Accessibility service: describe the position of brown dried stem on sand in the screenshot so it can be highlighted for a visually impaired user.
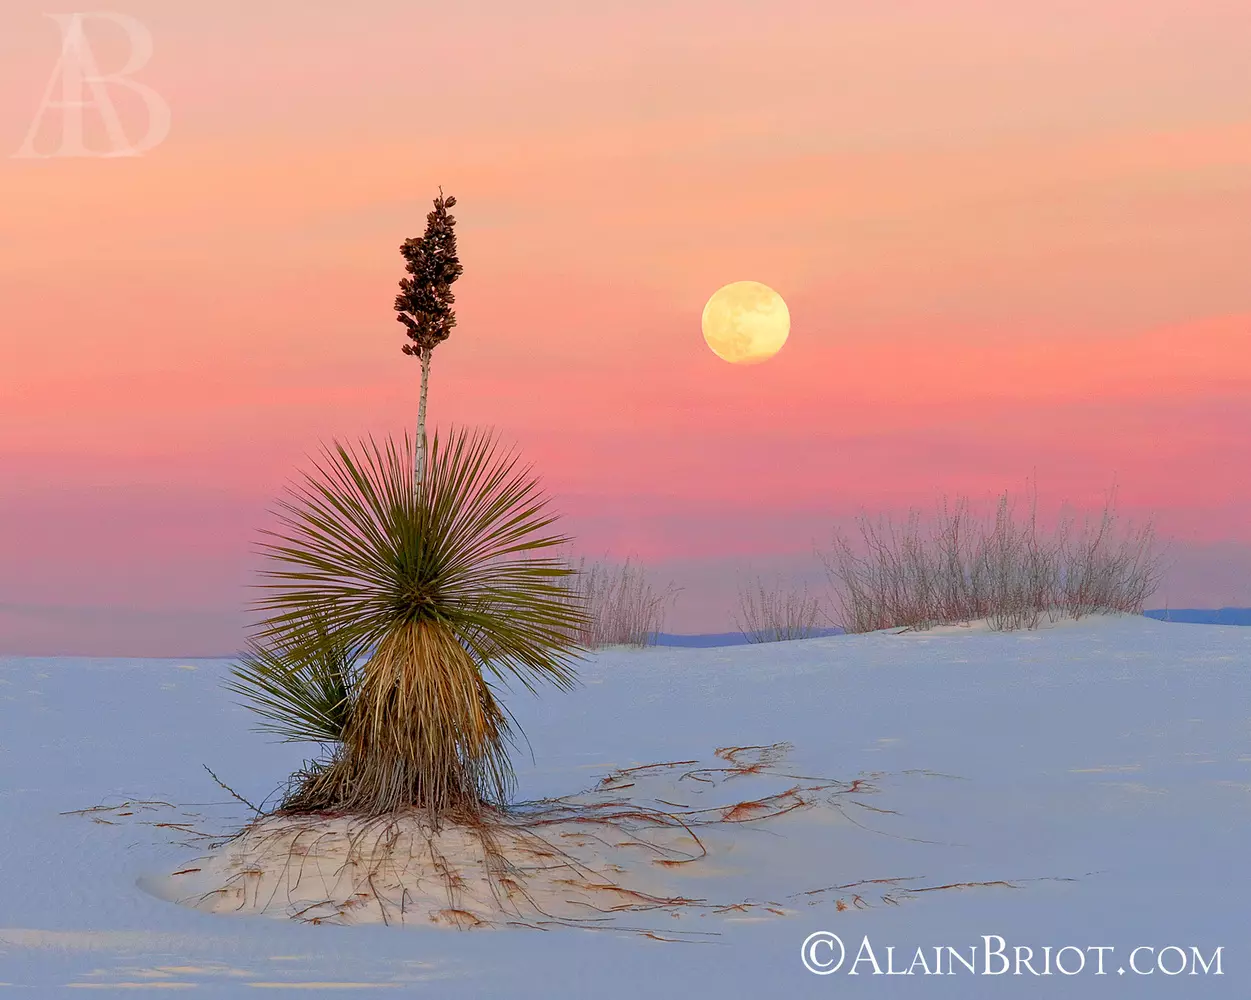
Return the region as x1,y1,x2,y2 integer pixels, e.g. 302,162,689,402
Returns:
146,744,1031,937
77,746,1050,939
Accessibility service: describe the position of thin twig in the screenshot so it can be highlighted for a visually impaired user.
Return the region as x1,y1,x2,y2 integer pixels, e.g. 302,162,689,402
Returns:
203,764,263,816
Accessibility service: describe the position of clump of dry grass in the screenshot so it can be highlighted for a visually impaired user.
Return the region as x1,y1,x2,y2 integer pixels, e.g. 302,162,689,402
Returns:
733,575,829,643
563,558,679,649
822,485,1164,634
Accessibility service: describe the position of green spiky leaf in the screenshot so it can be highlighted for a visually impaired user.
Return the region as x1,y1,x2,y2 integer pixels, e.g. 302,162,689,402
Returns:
254,427,587,686
225,614,361,744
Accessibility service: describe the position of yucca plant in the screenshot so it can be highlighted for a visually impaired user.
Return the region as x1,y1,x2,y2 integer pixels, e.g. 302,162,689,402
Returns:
240,426,588,820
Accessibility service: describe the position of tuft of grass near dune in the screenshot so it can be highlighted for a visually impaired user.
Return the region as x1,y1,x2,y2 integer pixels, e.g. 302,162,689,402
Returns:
561,557,680,650
821,485,1165,634
733,575,830,643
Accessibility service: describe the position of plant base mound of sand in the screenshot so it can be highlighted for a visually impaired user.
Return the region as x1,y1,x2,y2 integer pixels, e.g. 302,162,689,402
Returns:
131,745,1024,936
157,809,714,931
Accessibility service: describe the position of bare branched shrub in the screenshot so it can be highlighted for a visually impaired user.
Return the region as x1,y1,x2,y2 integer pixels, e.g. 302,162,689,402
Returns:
821,486,1163,634
733,576,829,643
564,558,680,649
1056,500,1163,620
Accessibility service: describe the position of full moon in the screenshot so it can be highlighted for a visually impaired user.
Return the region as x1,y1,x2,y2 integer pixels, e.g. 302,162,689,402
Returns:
701,281,790,364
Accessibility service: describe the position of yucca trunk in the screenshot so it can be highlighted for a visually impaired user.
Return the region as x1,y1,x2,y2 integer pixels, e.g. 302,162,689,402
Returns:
286,620,513,818
415,348,431,484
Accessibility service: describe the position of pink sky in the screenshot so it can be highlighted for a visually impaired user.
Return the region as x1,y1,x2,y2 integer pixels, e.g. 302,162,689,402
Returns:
2,1,1250,654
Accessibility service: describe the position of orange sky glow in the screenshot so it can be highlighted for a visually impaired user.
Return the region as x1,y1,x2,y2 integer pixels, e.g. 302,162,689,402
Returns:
2,1,1249,653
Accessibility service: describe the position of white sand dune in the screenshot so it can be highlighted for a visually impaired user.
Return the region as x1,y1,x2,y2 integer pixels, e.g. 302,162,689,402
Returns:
1,613,1248,995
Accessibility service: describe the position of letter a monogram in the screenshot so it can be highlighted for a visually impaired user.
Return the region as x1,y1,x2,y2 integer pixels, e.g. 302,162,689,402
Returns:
14,12,171,158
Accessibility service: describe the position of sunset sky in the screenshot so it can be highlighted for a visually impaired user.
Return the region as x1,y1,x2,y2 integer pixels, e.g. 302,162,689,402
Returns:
3,1,1249,654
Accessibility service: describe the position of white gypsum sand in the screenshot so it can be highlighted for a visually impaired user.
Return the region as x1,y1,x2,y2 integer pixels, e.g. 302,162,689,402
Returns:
1,613,1248,993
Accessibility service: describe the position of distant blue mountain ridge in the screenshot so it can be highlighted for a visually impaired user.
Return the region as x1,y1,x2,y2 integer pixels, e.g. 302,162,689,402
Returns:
1142,608,1251,626
653,628,845,648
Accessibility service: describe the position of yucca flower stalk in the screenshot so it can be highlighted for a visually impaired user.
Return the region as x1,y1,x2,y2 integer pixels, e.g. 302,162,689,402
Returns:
395,190,462,485
245,427,588,819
